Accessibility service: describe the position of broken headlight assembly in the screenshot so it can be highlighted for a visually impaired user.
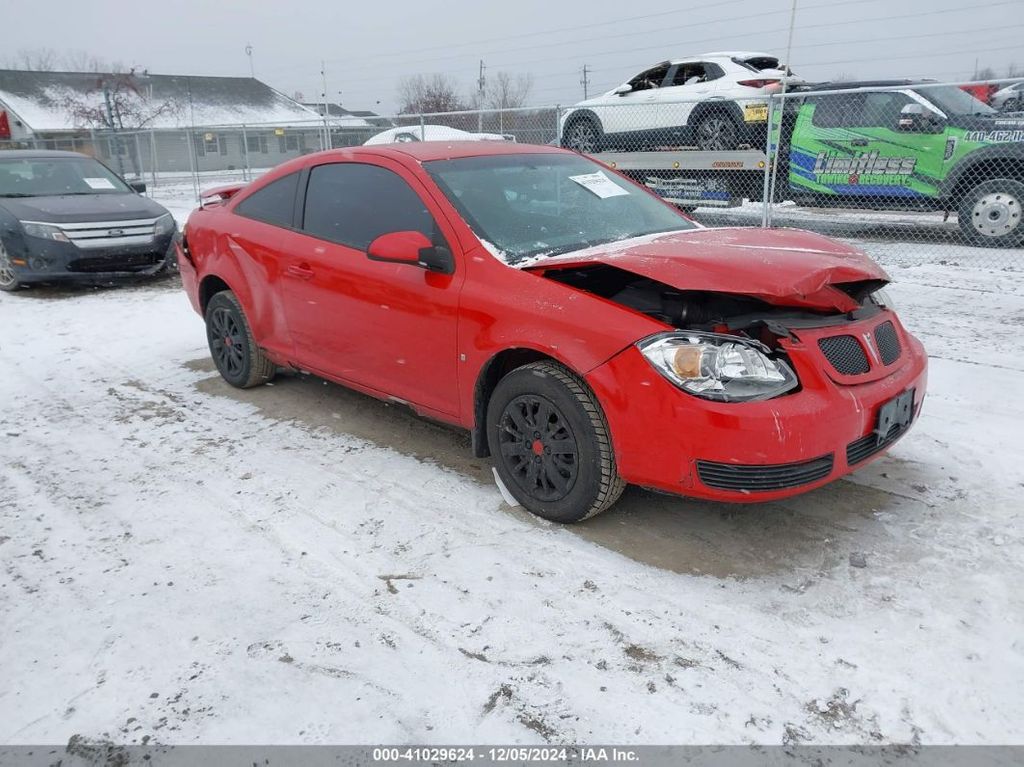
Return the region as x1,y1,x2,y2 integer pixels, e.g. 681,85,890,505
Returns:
638,331,798,402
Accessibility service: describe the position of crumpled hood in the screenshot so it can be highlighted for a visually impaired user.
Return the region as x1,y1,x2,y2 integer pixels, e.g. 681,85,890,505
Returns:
523,227,889,313
0,193,168,224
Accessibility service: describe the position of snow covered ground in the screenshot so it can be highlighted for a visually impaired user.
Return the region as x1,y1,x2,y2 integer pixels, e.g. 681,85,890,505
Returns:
1,183,1022,747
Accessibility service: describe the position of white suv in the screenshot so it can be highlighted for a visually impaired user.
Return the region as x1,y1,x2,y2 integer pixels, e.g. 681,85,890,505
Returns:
561,52,798,153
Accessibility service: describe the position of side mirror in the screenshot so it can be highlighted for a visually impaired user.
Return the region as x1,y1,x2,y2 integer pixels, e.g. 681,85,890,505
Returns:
367,230,453,274
613,84,632,96
129,181,147,193
897,103,944,133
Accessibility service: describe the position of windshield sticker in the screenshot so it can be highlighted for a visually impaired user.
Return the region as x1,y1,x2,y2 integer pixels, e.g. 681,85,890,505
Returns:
83,177,117,190
569,171,630,199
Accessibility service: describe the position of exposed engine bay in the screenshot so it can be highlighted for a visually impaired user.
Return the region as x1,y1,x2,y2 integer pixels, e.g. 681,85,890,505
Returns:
541,264,886,349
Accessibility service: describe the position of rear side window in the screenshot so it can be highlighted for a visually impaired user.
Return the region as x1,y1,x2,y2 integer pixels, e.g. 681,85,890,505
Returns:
235,172,299,228
301,163,436,250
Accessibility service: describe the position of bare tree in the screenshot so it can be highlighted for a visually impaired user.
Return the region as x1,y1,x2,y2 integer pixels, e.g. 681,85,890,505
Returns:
61,51,110,73
60,71,182,176
486,72,533,111
397,74,467,116
2,48,58,71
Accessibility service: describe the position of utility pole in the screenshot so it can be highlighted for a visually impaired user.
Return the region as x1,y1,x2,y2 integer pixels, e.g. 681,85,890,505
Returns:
580,64,590,100
477,60,486,132
245,44,255,79
320,60,330,150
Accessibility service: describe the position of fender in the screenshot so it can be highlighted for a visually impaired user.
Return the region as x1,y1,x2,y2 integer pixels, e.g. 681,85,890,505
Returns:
940,142,1024,200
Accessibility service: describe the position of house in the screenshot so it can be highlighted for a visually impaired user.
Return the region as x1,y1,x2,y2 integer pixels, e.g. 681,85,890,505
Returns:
0,69,325,173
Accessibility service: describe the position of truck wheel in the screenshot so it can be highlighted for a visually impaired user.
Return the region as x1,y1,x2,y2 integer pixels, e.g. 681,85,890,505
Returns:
205,290,277,388
958,179,1024,248
0,241,23,293
694,113,739,151
562,115,602,154
487,361,625,523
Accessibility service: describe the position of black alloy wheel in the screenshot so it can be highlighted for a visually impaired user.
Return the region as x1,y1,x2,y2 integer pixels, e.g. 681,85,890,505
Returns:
497,394,580,503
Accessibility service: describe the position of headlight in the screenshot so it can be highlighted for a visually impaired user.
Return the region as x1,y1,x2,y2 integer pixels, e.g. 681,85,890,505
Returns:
153,213,176,236
638,332,798,403
21,222,70,242
872,287,896,309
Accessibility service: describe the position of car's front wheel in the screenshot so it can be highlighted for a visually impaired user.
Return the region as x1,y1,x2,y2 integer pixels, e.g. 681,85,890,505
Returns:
487,361,625,522
957,178,1024,248
205,290,277,388
0,241,23,293
562,115,602,154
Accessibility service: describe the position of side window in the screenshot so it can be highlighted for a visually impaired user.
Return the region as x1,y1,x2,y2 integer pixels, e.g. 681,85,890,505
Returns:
301,163,436,250
629,63,671,91
810,94,864,128
234,172,299,228
811,93,914,128
667,63,709,87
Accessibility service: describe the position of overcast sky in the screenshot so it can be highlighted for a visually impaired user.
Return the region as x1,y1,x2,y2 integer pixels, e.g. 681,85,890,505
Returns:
4,0,1021,113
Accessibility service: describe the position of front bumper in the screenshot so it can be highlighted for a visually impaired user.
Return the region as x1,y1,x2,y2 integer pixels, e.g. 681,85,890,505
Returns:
2,230,177,284
586,316,928,503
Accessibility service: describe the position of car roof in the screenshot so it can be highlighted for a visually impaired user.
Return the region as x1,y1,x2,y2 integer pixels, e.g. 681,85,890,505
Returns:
323,141,568,163
0,149,89,160
668,51,778,64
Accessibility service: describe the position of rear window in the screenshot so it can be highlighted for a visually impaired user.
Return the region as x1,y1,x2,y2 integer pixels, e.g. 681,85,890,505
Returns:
735,56,783,72
234,172,299,228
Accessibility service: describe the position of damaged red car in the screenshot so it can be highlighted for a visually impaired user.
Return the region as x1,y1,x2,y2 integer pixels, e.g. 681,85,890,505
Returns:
178,142,926,522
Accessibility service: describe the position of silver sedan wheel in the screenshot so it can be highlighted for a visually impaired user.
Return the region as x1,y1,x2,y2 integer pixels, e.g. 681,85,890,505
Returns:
0,242,20,291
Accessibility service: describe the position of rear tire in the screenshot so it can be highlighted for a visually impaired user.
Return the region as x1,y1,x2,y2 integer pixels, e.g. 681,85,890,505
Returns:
0,241,23,293
957,178,1024,248
487,361,625,523
694,112,740,151
205,290,276,388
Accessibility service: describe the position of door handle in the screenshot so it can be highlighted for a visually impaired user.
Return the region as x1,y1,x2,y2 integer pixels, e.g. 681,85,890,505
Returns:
286,263,315,280
850,138,869,147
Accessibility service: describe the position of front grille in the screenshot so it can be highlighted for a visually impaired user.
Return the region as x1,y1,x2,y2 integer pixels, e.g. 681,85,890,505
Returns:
818,335,870,375
846,423,907,466
68,253,163,273
696,454,834,492
874,321,902,365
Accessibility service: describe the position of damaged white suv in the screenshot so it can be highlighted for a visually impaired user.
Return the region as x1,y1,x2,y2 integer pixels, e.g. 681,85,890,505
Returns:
561,52,799,153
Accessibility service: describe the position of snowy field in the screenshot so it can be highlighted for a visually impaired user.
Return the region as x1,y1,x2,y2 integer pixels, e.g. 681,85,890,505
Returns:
1,180,1023,747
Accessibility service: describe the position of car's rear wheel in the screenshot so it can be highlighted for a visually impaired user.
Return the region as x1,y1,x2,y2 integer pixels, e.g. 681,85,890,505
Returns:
694,112,740,151
562,115,601,154
205,290,276,388
487,361,625,523
957,179,1024,248
0,241,23,293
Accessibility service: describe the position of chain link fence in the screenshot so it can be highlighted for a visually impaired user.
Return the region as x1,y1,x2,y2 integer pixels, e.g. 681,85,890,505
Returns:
3,79,1021,269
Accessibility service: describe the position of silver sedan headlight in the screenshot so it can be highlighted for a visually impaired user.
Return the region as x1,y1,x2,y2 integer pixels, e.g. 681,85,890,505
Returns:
21,221,70,242
153,213,176,236
638,332,798,403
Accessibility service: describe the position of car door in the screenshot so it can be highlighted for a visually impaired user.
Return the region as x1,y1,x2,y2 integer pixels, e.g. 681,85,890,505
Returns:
598,62,671,137
797,91,944,199
275,158,464,418
653,61,722,132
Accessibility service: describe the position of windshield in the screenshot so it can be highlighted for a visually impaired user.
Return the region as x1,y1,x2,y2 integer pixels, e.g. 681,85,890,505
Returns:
0,156,131,198
917,86,995,116
425,153,695,264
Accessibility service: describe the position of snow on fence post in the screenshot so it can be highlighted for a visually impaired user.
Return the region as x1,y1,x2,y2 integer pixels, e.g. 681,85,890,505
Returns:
149,131,158,189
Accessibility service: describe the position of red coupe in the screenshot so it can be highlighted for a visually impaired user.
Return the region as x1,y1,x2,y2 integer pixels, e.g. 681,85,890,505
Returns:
178,142,926,522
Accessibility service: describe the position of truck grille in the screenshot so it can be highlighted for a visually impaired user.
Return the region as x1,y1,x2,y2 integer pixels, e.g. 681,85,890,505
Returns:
874,321,902,365
696,454,834,492
818,335,870,375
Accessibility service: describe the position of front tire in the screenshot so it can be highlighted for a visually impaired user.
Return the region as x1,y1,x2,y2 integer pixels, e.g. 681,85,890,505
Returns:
562,115,602,154
0,241,23,293
957,179,1024,248
205,290,276,388
487,361,625,523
